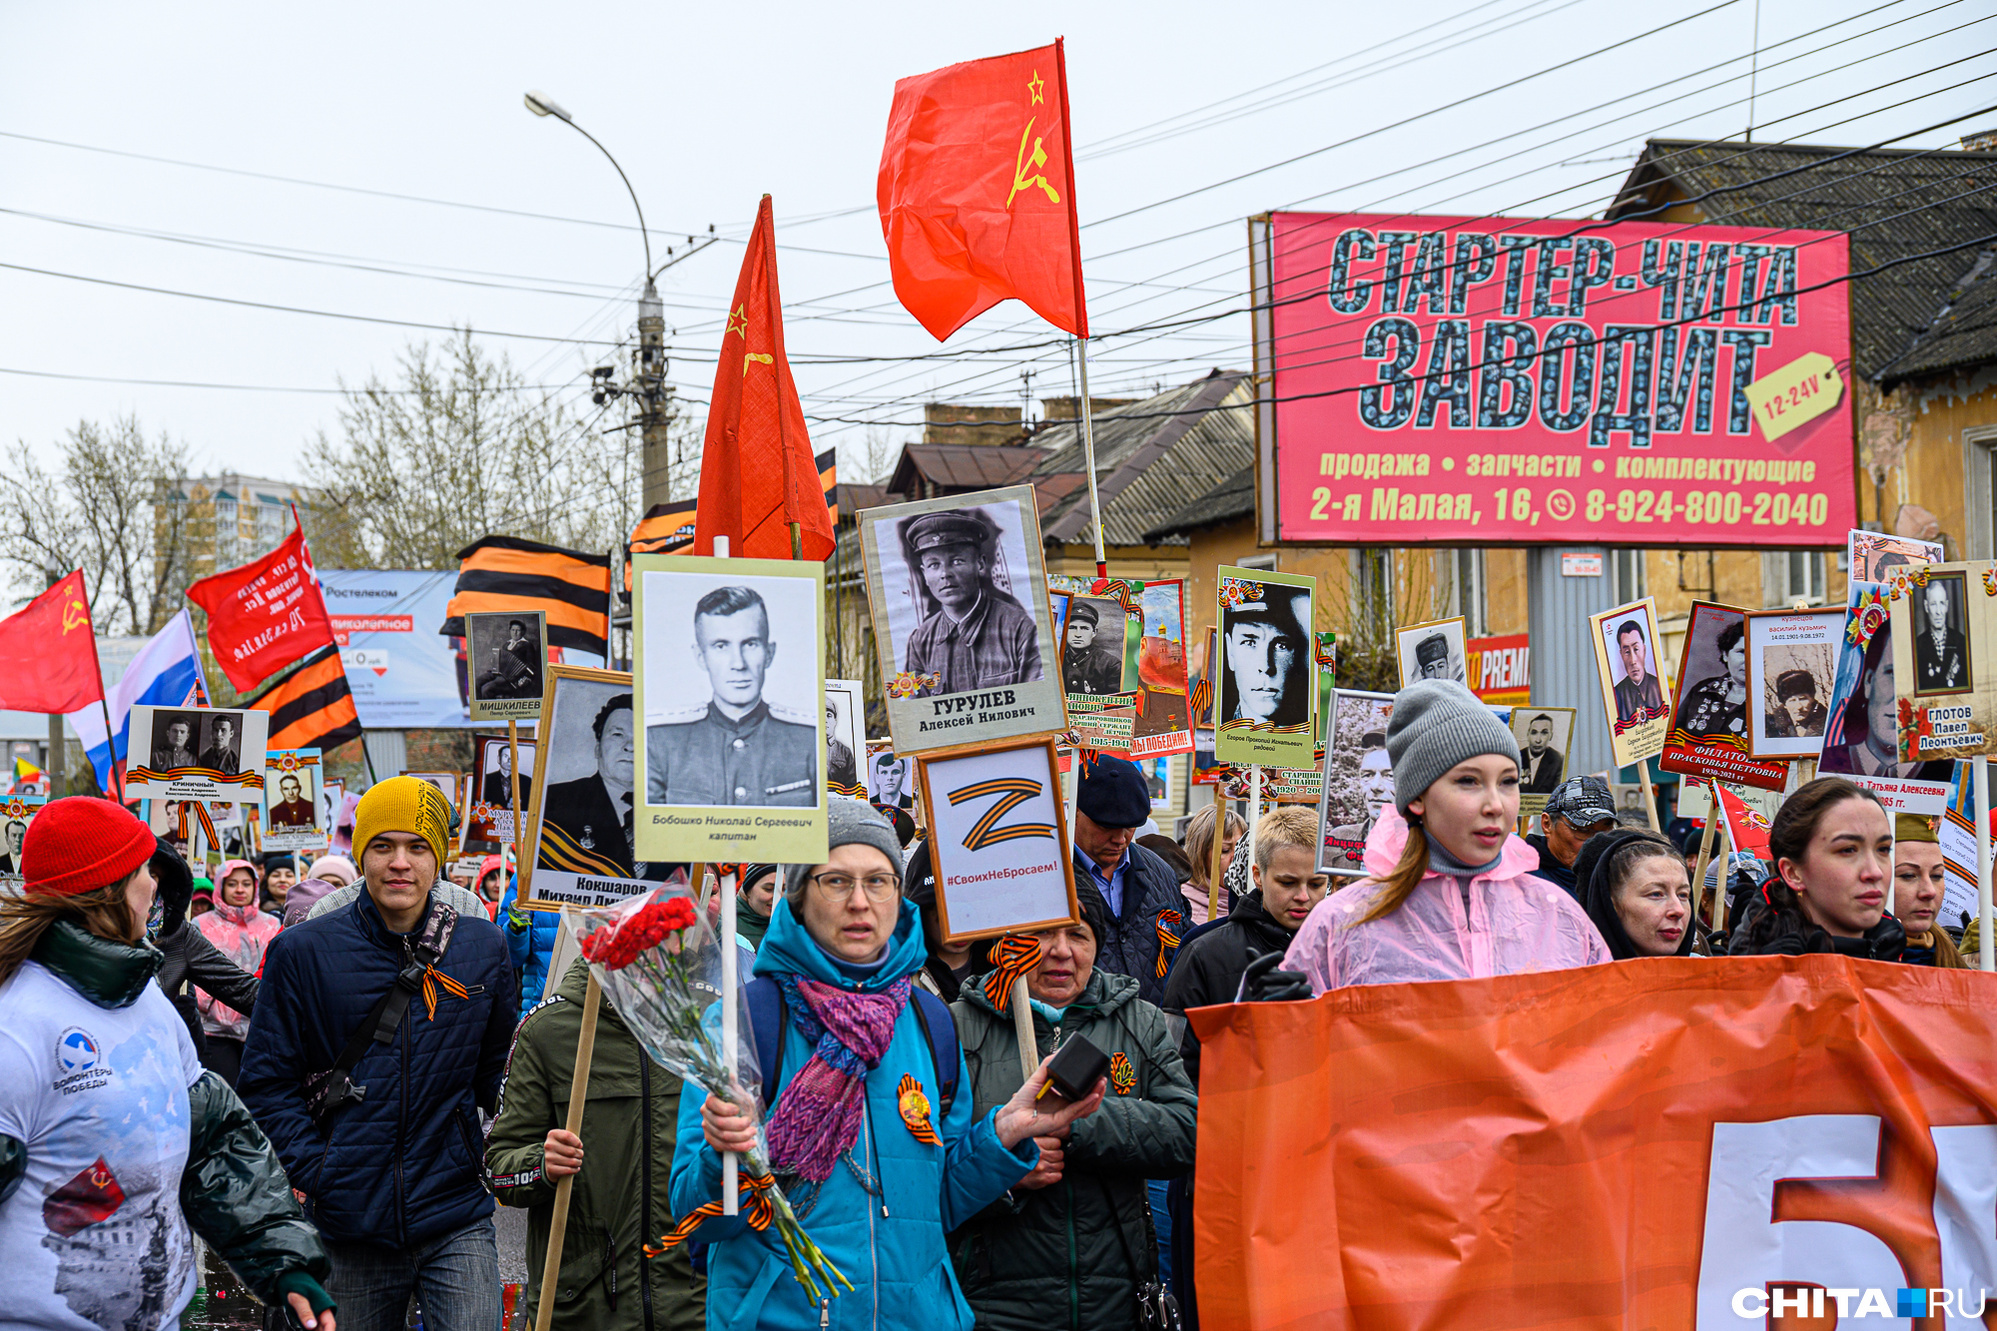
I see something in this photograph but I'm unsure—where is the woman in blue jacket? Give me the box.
[671,799,1104,1331]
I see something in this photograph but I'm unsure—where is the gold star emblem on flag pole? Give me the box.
[1027,71,1045,105]
[726,305,749,340]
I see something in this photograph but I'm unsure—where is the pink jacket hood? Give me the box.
[1286,806,1610,993]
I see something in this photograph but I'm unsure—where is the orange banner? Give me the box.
[1190,957,1997,1328]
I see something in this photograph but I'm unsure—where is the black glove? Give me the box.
[150,835,194,939]
[1239,950,1312,1003]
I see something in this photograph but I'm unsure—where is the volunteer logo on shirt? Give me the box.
[53,1027,109,1094]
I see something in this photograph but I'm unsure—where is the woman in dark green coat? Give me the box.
[948,886,1198,1331]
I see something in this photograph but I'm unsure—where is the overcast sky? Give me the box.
[1,0,1990,487]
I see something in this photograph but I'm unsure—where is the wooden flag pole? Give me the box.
[1636,763,1662,832]
[1011,976,1038,1083]
[533,961,600,1331]
[507,720,524,863]
[1073,338,1107,580]
[1977,754,1993,972]
[1245,765,1264,874]
[1690,780,1721,932]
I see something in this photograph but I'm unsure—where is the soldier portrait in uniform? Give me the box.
[1606,617,1666,726]
[1912,573,1972,697]
[889,506,1044,696]
[267,775,315,830]
[823,680,863,792]
[129,705,271,805]
[0,814,29,875]
[150,714,198,770]
[641,582,819,808]
[1316,690,1395,875]
[199,714,242,775]
[467,610,547,720]
[1219,585,1311,730]
[1674,613,1750,742]
[1059,596,1127,697]
[1395,618,1467,689]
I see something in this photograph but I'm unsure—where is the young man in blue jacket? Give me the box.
[241,776,519,1331]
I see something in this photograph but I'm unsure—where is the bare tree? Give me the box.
[0,416,198,632]
[302,331,637,569]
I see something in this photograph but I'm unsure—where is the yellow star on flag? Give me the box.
[1027,70,1045,105]
[725,305,749,340]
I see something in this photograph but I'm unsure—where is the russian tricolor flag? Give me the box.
[69,610,208,794]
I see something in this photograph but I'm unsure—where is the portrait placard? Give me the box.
[1048,577,1195,760]
[864,739,915,812]
[1214,566,1317,768]
[466,609,548,722]
[916,736,1080,944]
[260,749,325,851]
[1660,602,1788,791]
[1587,598,1671,769]
[1316,690,1395,876]
[858,485,1067,755]
[1848,529,1943,583]
[1509,707,1577,817]
[465,733,536,847]
[524,665,668,910]
[824,679,865,797]
[127,705,271,804]
[1892,562,1997,763]
[1395,617,1467,688]
[0,794,45,886]
[1743,607,1843,759]
[632,553,828,865]
[1820,565,1951,813]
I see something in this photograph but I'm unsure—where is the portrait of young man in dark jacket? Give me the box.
[240,777,519,1331]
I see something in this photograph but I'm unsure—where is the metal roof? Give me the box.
[1144,464,1256,541]
[1028,370,1255,547]
[1608,139,1997,386]
[885,444,1041,495]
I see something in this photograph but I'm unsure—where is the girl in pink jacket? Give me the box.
[1286,681,1609,992]
[193,858,282,1081]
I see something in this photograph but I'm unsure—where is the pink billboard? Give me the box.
[1254,212,1855,547]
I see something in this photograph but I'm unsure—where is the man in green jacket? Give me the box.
[486,958,704,1331]
[948,886,1198,1331]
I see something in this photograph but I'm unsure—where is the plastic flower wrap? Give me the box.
[576,881,849,1301]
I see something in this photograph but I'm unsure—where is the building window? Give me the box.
[1353,548,1395,641]
[1449,549,1487,637]
[1771,550,1826,605]
[1612,549,1646,603]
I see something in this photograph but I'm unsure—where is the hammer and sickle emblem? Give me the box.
[60,598,86,634]
[1007,117,1061,209]
[741,352,774,377]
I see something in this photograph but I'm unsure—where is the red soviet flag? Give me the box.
[693,195,835,561]
[186,523,336,691]
[1716,782,1773,858]
[879,39,1087,341]
[0,571,105,713]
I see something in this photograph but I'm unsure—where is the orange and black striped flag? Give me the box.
[440,535,611,655]
[628,448,838,559]
[243,644,362,753]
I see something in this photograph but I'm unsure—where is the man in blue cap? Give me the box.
[1072,754,1182,1005]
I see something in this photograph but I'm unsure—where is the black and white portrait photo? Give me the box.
[1509,707,1576,815]
[128,706,271,804]
[526,668,663,907]
[631,552,829,864]
[1214,567,1317,769]
[465,733,536,847]
[1744,606,1844,760]
[824,680,863,792]
[1316,690,1395,875]
[467,609,547,721]
[859,485,1066,756]
[1912,571,1971,696]
[868,746,914,810]
[1673,606,1750,743]
[1058,595,1128,697]
[1395,617,1467,688]
[0,801,39,876]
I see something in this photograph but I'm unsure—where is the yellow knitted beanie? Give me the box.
[352,776,453,868]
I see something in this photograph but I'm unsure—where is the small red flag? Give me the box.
[186,523,336,692]
[692,195,835,561]
[878,39,1087,341]
[0,572,104,714]
[1716,783,1772,859]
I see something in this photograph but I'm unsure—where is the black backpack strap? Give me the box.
[909,989,960,1117]
[303,897,459,1123]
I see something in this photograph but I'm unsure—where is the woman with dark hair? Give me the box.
[1285,681,1609,991]
[1729,777,1905,958]
[1575,830,1696,959]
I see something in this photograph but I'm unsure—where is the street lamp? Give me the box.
[523,89,652,278]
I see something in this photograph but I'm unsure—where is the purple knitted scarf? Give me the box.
[763,973,912,1182]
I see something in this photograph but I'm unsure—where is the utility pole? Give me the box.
[637,281,672,513]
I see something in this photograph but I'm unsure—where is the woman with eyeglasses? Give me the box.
[671,798,1104,1331]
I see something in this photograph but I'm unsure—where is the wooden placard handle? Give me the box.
[532,963,601,1331]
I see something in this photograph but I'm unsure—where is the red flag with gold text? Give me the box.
[185,523,336,692]
[878,40,1087,341]
[692,195,835,561]
[0,571,104,713]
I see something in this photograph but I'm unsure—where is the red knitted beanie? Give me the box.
[22,797,158,898]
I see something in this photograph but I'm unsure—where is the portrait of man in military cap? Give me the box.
[1394,617,1467,689]
[1059,595,1127,696]
[1219,583,1311,730]
[644,583,819,807]
[892,505,1045,696]
[1317,690,1395,875]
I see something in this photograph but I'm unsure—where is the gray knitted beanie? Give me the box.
[1386,679,1522,815]
[783,796,905,902]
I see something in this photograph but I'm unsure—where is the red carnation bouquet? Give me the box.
[575,882,847,1301]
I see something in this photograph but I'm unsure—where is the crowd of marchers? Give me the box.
[0,677,1962,1331]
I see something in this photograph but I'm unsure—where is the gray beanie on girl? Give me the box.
[1386,679,1521,815]
[783,797,905,902]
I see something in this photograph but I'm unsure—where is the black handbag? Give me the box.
[1101,1176,1183,1331]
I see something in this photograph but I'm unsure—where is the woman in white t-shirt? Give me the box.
[0,797,338,1331]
